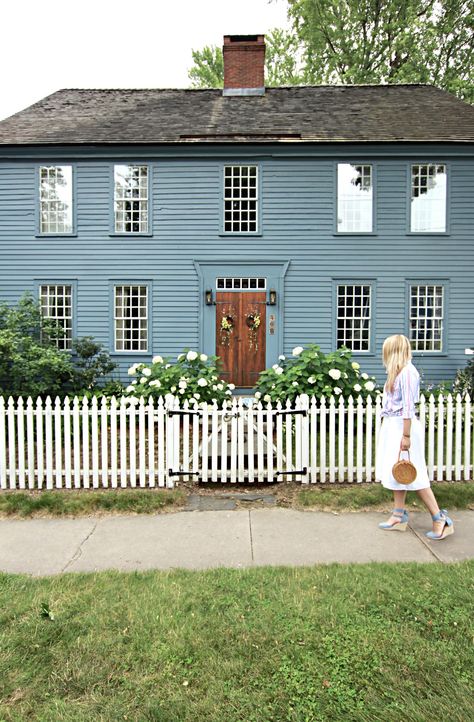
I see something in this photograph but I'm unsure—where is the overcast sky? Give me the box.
[1,0,290,121]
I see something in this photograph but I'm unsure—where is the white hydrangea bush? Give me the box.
[255,344,379,403]
[126,350,234,405]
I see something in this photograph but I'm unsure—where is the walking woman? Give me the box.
[376,334,454,540]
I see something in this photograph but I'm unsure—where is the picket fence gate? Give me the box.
[0,394,472,490]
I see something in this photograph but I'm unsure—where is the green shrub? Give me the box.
[0,294,118,398]
[0,295,74,398]
[126,350,234,406]
[254,344,379,403]
[453,358,474,397]
[69,337,118,394]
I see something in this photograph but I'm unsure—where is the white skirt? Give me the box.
[376,416,430,491]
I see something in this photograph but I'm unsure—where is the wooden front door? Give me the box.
[216,291,266,387]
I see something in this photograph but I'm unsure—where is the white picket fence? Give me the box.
[0,394,472,490]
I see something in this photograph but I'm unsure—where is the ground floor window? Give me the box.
[336,284,371,352]
[39,284,73,350]
[409,284,444,352]
[114,285,148,352]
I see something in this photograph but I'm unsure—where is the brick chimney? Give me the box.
[223,35,265,96]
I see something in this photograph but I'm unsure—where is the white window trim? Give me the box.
[336,283,372,352]
[114,284,149,352]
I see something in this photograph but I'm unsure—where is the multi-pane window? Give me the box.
[337,285,371,352]
[337,164,373,232]
[39,166,73,234]
[114,285,148,351]
[216,277,266,289]
[40,284,73,350]
[409,285,444,352]
[114,165,149,233]
[411,164,447,232]
[224,165,258,233]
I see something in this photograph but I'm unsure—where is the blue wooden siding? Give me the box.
[0,146,473,385]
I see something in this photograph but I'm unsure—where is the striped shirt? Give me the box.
[381,362,419,419]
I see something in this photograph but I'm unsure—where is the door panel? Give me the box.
[216,291,266,387]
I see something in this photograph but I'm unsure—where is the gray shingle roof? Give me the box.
[0,85,473,145]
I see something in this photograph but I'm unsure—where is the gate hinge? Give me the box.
[276,467,308,476]
[276,409,308,417]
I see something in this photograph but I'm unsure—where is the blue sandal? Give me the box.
[378,508,408,532]
[425,509,454,540]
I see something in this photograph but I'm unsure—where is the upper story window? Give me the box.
[411,164,447,233]
[224,165,258,233]
[114,284,148,352]
[409,284,444,352]
[337,164,373,233]
[40,284,73,350]
[114,165,149,234]
[39,166,73,234]
[336,284,372,352]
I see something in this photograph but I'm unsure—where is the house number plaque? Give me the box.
[269,314,275,335]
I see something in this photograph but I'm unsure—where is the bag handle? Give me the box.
[397,450,411,462]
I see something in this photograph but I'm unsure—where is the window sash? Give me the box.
[410,164,447,232]
[39,166,73,234]
[409,285,444,351]
[114,166,149,233]
[114,285,148,351]
[336,284,372,352]
[337,164,373,233]
[223,165,258,233]
[40,284,73,350]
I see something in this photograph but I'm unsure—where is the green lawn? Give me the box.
[297,481,474,512]
[1,482,473,519]
[0,563,473,721]
[0,488,185,518]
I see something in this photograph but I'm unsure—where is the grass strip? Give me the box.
[0,562,473,721]
[0,488,185,518]
[297,481,474,511]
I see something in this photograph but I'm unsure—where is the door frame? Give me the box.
[194,260,290,384]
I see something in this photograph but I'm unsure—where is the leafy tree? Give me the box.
[189,45,224,88]
[188,1,473,102]
[188,29,304,88]
[288,0,473,101]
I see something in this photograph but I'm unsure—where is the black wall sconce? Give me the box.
[205,289,214,305]
[267,288,277,306]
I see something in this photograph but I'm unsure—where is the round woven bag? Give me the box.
[392,450,417,485]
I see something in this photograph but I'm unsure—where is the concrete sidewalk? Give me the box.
[1,508,472,575]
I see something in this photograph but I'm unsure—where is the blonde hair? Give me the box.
[382,335,412,393]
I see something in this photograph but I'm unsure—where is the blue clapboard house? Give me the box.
[0,34,473,389]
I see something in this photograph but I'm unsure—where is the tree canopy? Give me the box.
[188,0,473,102]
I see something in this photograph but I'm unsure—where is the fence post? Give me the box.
[437,395,445,482]
[54,396,63,489]
[138,396,146,488]
[455,394,463,481]
[64,396,72,489]
[464,393,472,481]
[17,396,25,489]
[319,397,327,483]
[337,395,345,483]
[90,396,99,489]
[0,397,5,490]
[365,395,373,482]
[26,397,35,490]
[300,394,310,484]
[347,395,354,483]
[100,396,109,489]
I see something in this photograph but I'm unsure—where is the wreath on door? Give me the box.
[220,309,235,347]
[246,309,261,352]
